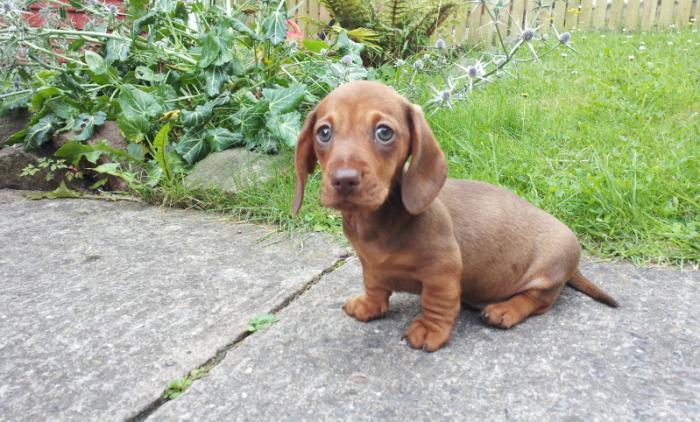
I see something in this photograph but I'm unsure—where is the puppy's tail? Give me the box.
[567,269,620,308]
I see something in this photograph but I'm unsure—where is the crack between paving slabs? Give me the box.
[127,253,351,422]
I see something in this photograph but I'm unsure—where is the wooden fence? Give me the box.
[272,0,699,46]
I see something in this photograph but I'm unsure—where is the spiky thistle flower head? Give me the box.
[340,55,353,65]
[414,59,424,70]
[521,28,535,42]
[435,38,446,50]
[1,0,14,14]
[559,32,571,45]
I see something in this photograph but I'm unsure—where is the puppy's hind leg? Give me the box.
[480,279,565,329]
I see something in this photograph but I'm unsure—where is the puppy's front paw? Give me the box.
[404,316,452,352]
[343,295,388,322]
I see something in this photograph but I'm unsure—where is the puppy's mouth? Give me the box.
[321,186,388,213]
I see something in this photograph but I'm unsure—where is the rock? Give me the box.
[52,121,127,151]
[184,148,285,194]
[0,145,64,191]
[0,108,30,145]
[52,121,129,191]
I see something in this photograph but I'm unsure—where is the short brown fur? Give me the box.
[293,81,618,352]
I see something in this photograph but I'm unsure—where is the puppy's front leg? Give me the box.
[343,272,391,322]
[404,277,461,352]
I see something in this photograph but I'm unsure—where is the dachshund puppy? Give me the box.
[293,81,618,352]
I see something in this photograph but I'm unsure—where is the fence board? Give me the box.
[624,0,641,30]
[467,3,482,46]
[538,3,553,33]
[641,0,658,29]
[578,0,593,29]
[565,0,581,29]
[552,0,567,29]
[591,0,607,28]
[657,0,675,28]
[608,0,624,28]
[454,8,469,43]
[676,0,693,28]
[511,0,527,29]
[479,5,495,47]
[270,0,700,45]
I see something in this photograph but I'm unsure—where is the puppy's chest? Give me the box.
[348,235,418,278]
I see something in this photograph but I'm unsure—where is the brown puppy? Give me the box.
[293,81,618,352]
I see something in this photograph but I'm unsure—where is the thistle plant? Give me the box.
[387,0,577,111]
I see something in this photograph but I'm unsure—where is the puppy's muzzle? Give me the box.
[331,168,361,196]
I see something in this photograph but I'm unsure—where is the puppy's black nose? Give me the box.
[331,168,361,196]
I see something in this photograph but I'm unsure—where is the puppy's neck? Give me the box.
[341,187,412,241]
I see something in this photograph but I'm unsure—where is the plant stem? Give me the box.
[21,40,86,66]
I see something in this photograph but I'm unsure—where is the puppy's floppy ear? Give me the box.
[292,109,318,216]
[401,104,447,215]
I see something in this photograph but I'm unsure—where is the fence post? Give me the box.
[657,0,675,28]
[608,0,625,29]
[467,3,482,46]
[624,0,641,30]
[591,0,607,29]
[552,0,567,29]
[641,0,658,30]
[578,0,594,29]
[675,0,693,28]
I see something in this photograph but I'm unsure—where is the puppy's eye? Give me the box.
[375,125,394,144]
[316,125,332,144]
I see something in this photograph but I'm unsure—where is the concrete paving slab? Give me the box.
[0,190,347,421]
[150,257,699,421]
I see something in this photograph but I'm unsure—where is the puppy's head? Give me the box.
[292,81,446,216]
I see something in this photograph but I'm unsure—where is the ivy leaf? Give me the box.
[250,130,277,153]
[198,32,220,69]
[263,83,305,114]
[206,127,242,151]
[335,30,364,64]
[232,99,269,139]
[265,111,301,148]
[30,87,61,111]
[117,114,149,143]
[175,131,210,164]
[27,181,80,200]
[225,16,258,40]
[3,128,27,146]
[84,51,107,74]
[135,66,166,83]
[132,10,158,38]
[151,0,177,13]
[181,102,213,127]
[105,38,131,64]
[118,84,163,120]
[24,115,57,150]
[55,139,128,166]
[47,100,79,120]
[204,66,228,97]
[71,111,107,141]
[198,29,234,69]
[262,8,288,45]
[145,160,164,187]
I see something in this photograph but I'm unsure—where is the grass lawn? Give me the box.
[146,30,699,267]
